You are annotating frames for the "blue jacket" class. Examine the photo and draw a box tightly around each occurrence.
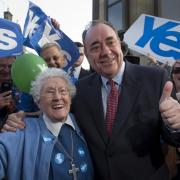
[0,114,93,180]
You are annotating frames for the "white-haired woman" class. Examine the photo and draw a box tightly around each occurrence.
[0,68,94,180]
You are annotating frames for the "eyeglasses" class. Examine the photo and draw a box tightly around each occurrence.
[42,87,69,98]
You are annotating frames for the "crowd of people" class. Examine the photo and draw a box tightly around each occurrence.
[0,17,180,180]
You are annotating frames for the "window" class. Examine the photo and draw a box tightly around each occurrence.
[108,1,123,31]
[108,0,119,5]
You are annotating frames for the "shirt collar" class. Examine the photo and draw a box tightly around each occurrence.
[74,65,81,78]
[101,61,125,87]
[43,113,75,137]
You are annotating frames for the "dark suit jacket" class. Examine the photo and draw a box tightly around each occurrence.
[72,62,180,180]
[78,67,91,79]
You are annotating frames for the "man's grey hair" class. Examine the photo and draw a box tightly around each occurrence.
[30,68,76,104]
[82,19,119,44]
[40,42,62,55]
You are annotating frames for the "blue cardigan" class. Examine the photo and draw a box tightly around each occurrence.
[0,114,93,179]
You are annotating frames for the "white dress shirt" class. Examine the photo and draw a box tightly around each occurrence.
[43,113,75,137]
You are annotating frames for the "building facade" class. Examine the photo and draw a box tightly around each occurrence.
[93,0,180,32]
[92,0,180,66]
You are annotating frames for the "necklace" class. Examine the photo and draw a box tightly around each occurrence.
[56,126,79,180]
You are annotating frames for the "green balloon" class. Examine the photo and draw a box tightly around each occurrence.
[11,53,48,93]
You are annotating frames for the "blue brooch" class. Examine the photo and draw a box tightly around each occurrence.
[80,162,88,173]
[78,147,85,157]
[55,153,64,164]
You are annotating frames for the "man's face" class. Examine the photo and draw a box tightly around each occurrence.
[0,56,16,84]
[40,46,65,68]
[74,46,84,67]
[39,77,71,122]
[84,23,123,79]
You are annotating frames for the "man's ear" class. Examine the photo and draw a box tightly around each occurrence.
[84,47,89,61]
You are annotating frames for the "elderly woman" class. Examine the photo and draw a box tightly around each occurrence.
[0,68,94,180]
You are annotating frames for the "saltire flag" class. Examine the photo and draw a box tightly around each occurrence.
[23,1,79,71]
[0,18,23,57]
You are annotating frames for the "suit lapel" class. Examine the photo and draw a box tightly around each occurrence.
[112,62,142,137]
[79,67,89,79]
[87,75,109,144]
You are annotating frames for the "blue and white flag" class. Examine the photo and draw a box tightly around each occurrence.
[124,14,180,65]
[23,1,79,71]
[0,18,23,57]
[23,1,47,48]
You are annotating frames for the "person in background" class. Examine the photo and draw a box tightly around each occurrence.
[171,59,180,180]
[118,30,140,65]
[68,41,91,80]
[0,68,94,180]
[147,53,171,76]
[0,56,16,128]
[40,42,66,68]
[146,54,179,179]
[71,20,180,180]
[171,60,180,102]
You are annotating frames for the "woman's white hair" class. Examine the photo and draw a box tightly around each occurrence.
[30,68,76,104]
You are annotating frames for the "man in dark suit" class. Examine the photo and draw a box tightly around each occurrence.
[68,41,90,80]
[72,20,180,180]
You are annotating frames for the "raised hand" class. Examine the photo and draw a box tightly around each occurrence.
[159,81,180,130]
[51,18,60,30]
[1,111,25,132]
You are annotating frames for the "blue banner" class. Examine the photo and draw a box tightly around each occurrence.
[0,18,23,57]
[23,1,79,71]
[23,1,47,48]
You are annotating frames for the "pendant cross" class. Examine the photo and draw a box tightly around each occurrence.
[69,163,79,180]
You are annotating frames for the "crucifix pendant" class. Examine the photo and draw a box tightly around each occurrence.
[69,162,79,180]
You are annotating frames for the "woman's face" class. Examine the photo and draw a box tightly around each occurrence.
[38,77,71,122]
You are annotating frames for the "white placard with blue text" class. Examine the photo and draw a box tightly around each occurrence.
[124,14,180,65]
[0,18,23,57]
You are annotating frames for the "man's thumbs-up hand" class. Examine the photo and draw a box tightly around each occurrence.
[159,81,180,130]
